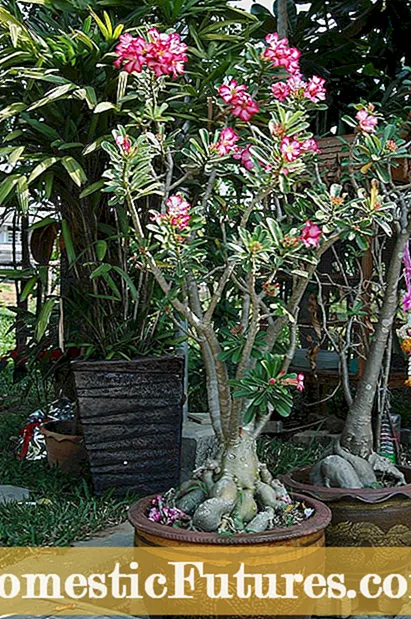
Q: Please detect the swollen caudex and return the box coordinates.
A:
[163,431,310,534]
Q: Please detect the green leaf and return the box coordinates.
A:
[102,273,121,300]
[35,298,55,341]
[0,102,26,123]
[243,407,256,425]
[30,216,58,231]
[28,157,59,185]
[20,276,37,301]
[8,146,25,164]
[61,157,87,186]
[0,175,19,204]
[112,266,138,300]
[79,179,104,198]
[16,176,29,213]
[74,86,97,109]
[61,220,76,264]
[24,117,61,140]
[94,102,117,114]
[27,83,77,111]
[90,263,111,279]
[95,240,107,261]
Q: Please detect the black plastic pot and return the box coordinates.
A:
[72,357,185,496]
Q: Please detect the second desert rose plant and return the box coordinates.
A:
[103,28,403,531]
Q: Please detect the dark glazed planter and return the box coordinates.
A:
[72,357,184,496]
[129,493,331,619]
[282,466,411,546]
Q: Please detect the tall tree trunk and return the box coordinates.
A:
[277,0,288,39]
[340,228,411,457]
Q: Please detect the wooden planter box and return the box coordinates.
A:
[72,357,185,496]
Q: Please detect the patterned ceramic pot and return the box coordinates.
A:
[129,492,331,619]
[281,466,411,546]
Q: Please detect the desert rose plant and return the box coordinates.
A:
[103,28,401,531]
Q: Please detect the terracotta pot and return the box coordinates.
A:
[129,493,331,619]
[40,420,87,475]
[129,492,331,548]
[72,357,184,496]
[281,465,411,546]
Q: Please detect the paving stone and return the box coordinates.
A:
[181,420,219,482]
[0,485,29,504]
[74,520,134,547]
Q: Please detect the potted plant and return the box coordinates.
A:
[282,109,411,546]
[100,26,398,546]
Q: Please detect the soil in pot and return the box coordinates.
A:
[129,492,331,619]
[281,465,411,546]
[40,420,87,475]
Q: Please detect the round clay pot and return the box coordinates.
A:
[129,492,331,547]
[129,493,331,619]
[40,420,87,475]
[281,465,411,546]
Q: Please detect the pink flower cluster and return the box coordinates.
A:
[233,144,254,171]
[148,496,189,526]
[263,33,326,105]
[355,109,378,133]
[218,79,259,122]
[299,221,322,248]
[275,372,305,392]
[213,128,255,170]
[114,28,188,78]
[214,127,239,155]
[272,74,326,104]
[263,33,301,75]
[280,136,320,162]
[115,134,131,153]
[152,194,191,231]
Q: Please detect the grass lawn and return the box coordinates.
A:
[0,301,323,546]
[0,408,134,546]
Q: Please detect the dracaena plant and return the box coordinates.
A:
[102,27,401,531]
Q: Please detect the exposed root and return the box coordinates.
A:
[310,438,406,489]
[175,429,295,533]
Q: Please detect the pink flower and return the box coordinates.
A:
[296,373,304,392]
[152,194,191,230]
[115,134,131,153]
[356,110,378,133]
[271,81,291,102]
[263,33,301,76]
[214,127,239,156]
[403,293,411,312]
[280,136,301,162]
[218,79,248,104]
[165,194,191,229]
[231,96,259,122]
[301,138,320,154]
[299,221,322,248]
[114,33,149,74]
[287,74,306,92]
[114,29,188,78]
[304,76,326,103]
[148,507,162,522]
[145,29,188,78]
[233,145,254,170]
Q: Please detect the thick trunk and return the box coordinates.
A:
[176,429,290,533]
[341,229,411,457]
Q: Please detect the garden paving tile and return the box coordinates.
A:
[0,485,29,504]
[73,521,134,547]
